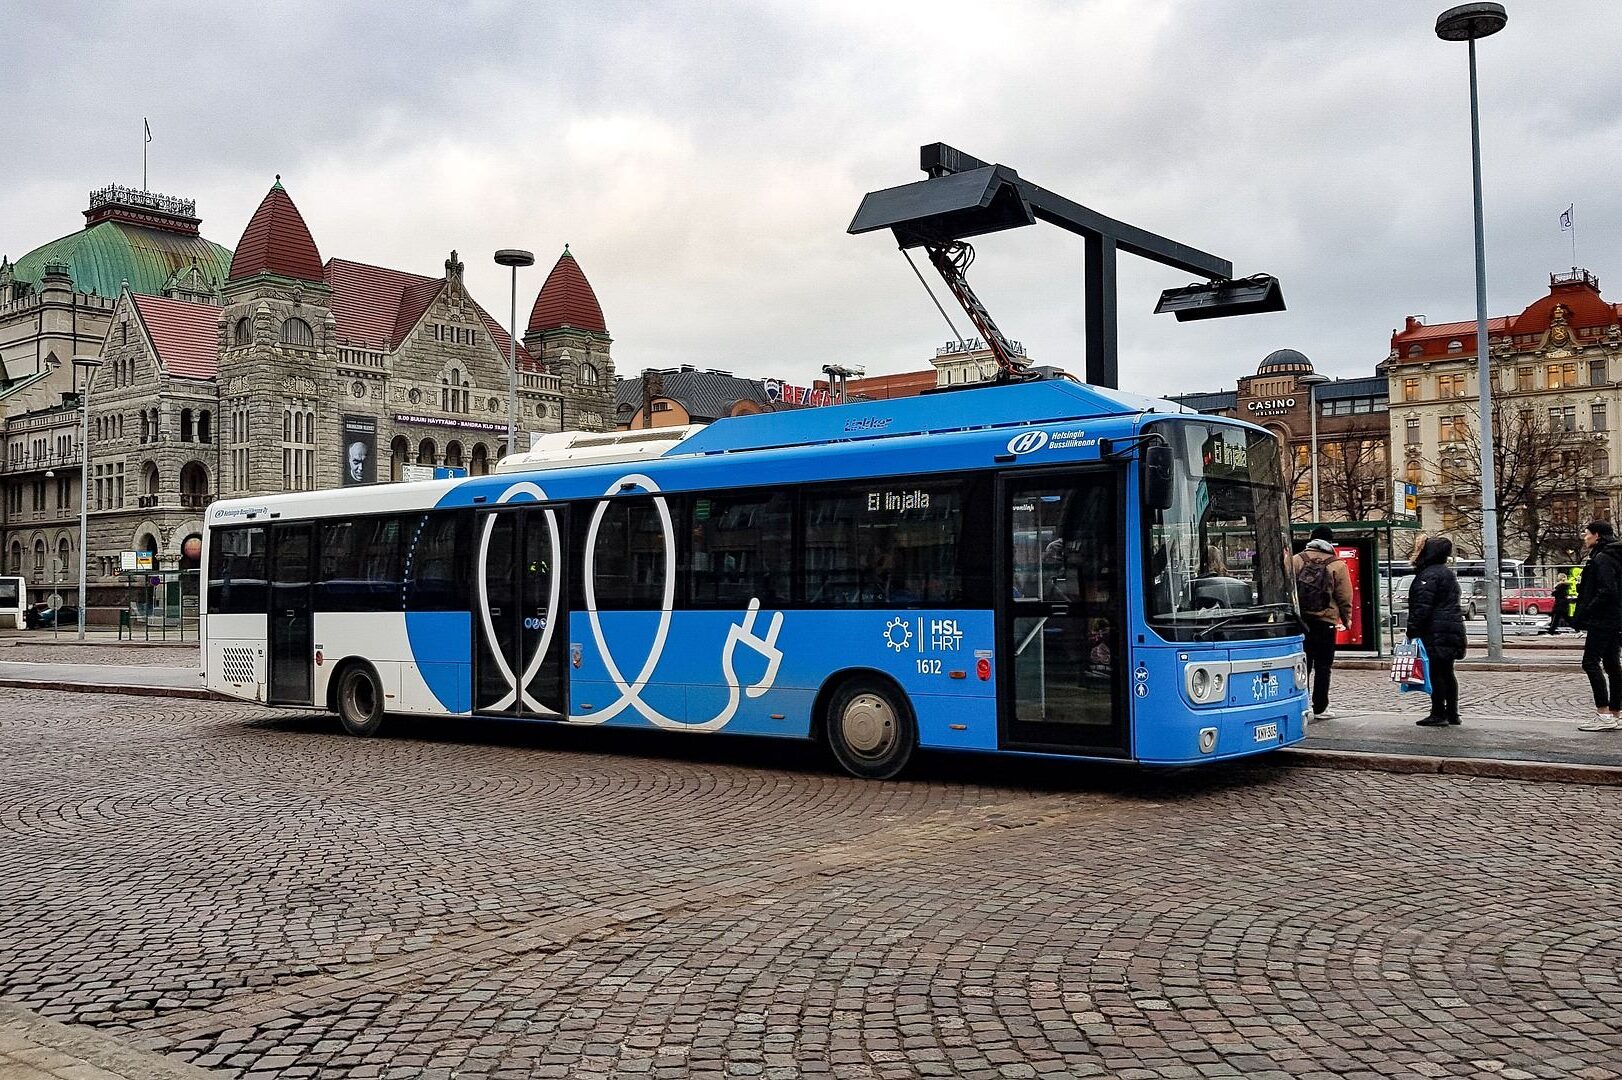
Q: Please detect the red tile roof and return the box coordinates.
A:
[1391,273,1622,362]
[325,257,535,366]
[131,294,221,380]
[528,247,607,334]
[228,181,324,282]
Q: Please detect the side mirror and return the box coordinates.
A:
[1143,445,1174,510]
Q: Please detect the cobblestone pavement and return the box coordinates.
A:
[1,688,1618,1080]
[0,637,198,667]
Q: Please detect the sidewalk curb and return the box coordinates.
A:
[0,1001,222,1078]
[1338,659,1574,672]
[0,677,219,701]
[1278,746,1622,786]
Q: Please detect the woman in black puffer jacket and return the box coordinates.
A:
[1406,535,1467,726]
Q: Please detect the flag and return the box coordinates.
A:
[1560,204,1573,230]
[144,118,151,144]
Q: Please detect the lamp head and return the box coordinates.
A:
[494,248,535,268]
[1297,372,1330,388]
[1436,3,1507,42]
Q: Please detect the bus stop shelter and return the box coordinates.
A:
[1292,520,1422,658]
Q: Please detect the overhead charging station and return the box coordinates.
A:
[848,142,1286,389]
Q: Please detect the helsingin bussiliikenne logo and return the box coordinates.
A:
[1006,430,1050,455]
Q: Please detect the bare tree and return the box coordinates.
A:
[1318,437,1389,523]
[1422,404,1604,565]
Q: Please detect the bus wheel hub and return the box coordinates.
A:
[842,694,895,755]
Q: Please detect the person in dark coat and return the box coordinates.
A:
[1406,535,1466,726]
[1572,520,1622,731]
[1542,572,1572,635]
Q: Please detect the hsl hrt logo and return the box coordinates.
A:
[1007,430,1050,455]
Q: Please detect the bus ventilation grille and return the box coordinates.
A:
[222,647,256,684]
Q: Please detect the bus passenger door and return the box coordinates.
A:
[474,506,568,718]
[1000,474,1127,756]
[267,522,314,706]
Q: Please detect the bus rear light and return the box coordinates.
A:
[976,658,991,681]
[949,670,966,679]
[314,650,324,666]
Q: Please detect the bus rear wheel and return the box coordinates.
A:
[825,678,915,780]
[335,663,386,737]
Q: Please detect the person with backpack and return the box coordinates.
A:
[1571,520,1622,732]
[1293,525,1353,720]
[1406,535,1467,726]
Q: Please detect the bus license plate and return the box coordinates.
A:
[1249,672,1280,702]
[1253,722,1279,743]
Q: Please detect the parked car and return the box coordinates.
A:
[35,605,79,627]
[1500,587,1555,617]
[1458,578,1484,620]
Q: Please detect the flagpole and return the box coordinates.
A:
[1571,205,1578,266]
[143,119,148,192]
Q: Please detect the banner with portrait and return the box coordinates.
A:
[341,415,378,486]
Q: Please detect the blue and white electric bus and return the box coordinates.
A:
[202,380,1307,778]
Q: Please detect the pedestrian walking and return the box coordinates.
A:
[1293,525,1353,720]
[1542,572,1572,635]
[1406,535,1466,727]
[1572,520,1622,732]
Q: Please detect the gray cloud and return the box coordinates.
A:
[4,1,1618,394]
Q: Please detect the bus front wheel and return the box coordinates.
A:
[825,678,915,780]
[335,663,386,737]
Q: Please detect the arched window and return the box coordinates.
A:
[143,462,161,496]
[390,435,411,482]
[279,318,315,347]
[233,317,253,345]
[180,409,194,442]
[57,537,70,575]
[198,411,211,444]
[180,461,209,508]
[578,363,599,386]
[32,539,46,582]
[470,443,489,476]
[444,441,464,469]
[417,438,437,466]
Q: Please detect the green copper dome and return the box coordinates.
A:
[8,188,233,300]
[10,220,233,299]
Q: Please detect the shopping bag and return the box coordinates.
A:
[1390,639,1430,694]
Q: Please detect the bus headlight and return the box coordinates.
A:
[1293,656,1309,690]
[1184,661,1232,705]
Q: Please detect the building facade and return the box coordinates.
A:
[2,186,234,589]
[2,179,616,608]
[1172,349,1392,524]
[1386,268,1622,561]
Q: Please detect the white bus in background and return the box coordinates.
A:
[0,576,25,629]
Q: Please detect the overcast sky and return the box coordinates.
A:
[4,1,1619,395]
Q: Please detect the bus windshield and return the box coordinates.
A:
[1143,420,1295,641]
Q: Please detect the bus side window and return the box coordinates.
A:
[689,490,791,609]
[405,512,463,610]
[207,526,267,614]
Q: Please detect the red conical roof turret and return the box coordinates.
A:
[228,177,323,282]
[527,245,606,334]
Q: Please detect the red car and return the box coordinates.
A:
[1500,587,1556,616]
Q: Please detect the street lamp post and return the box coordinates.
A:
[1298,371,1330,522]
[72,354,102,642]
[1437,2,1508,661]
[494,249,535,459]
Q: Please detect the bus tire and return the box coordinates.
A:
[334,662,386,737]
[824,677,915,780]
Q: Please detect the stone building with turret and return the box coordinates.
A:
[2,177,616,615]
